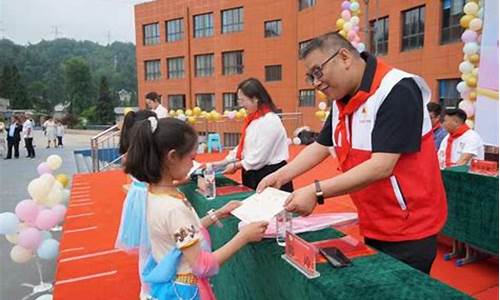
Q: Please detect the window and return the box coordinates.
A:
[145,60,161,80]
[223,93,238,111]
[168,95,186,110]
[222,51,243,75]
[439,79,461,109]
[195,54,214,77]
[166,18,184,42]
[167,57,184,79]
[370,17,389,56]
[265,65,282,81]
[299,39,312,54]
[299,89,315,107]
[222,7,244,34]
[299,0,316,11]
[264,20,282,37]
[224,133,241,148]
[194,13,213,38]
[196,94,215,111]
[402,6,425,51]
[441,0,465,44]
[143,23,160,45]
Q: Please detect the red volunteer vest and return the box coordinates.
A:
[332,64,448,242]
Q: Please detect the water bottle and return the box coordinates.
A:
[204,163,216,200]
[276,211,293,247]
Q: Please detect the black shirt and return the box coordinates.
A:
[316,53,423,154]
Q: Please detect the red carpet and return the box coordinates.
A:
[53,146,498,299]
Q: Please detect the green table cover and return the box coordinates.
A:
[180,176,470,300]
[441,166,499,254]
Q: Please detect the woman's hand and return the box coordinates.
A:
[223,162,239,175]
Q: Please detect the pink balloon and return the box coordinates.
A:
[351,41,359,47]
[348,30,357,40]
[51,205,67,223]
[35,209,59,230]
[15,200,40,224]
[341,1,350,10]
[460,91,470,100]
[37,162,52,175]
[341,10,351,21]
[354,25,360,32]
[459,100,475,117]
[18,227,42,250]
[461,30,478,43]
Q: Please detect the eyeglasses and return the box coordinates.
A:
[305,49,340,84]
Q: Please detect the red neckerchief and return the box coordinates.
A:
[236,106,271,160]
[432,122,442,132]
[333,59,392,167]
[445,124,470,167]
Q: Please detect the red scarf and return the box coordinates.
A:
[445,124,470,167]
[236,106,271,160]
[334,59,392,167]
[432,122,441,132]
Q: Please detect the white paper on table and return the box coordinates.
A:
[188,160,202,177]
[230,187,290,223]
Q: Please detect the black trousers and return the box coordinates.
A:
[242,161,293,192]
[6,139,20,158]
[25,138,35,157]
[57,136,63,146]
[365,235,437,274]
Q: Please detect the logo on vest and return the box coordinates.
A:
[359,106,372,124]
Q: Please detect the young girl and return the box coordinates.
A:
[118,117,268,300]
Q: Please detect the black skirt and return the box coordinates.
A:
[241,160,293,192]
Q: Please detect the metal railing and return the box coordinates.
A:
[90,124,121,172]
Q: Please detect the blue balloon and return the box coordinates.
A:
[350,2,360,11]
[37,239,59,260]
[0,212,20,235]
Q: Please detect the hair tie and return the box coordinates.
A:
[148,116,158,133]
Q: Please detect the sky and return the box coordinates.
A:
[1,0,151,45]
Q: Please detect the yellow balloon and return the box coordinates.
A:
[223,110,230,116]
[123,107,133,115]
[47,155,62,170]
[336,18,345,30]
[185,109,193,116]
[169,110,177,117]
[465,119,475,128]
[469,91,477,101]
[239,108,246,114]
[466,77,477,87]
[193,107,202,116]
[471,68,479,77]
[315,110,326,119]
[461,73,470,81]
[468,54,480,64]
[187,116,197,125]
[6,233,18,244]
[55,174,69,188]
[176,109,184,116]
[317,91,327,101]
[10,245,32,264]
[460,15,474,28]
[339,30,347,38]
[235,111,243,120]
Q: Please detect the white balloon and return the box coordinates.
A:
[62,189,71,203]
[46,155,63,170]
[28,178,51,204]
[342,22,352,32]
[463,2,479,15]
[468,18,482,31]
[45,185,64,208]
[471,68,479,77]
[456,81,468,93]
[40,173,56,186]
[177,114,187,122]
[459,61,474,74]
[356,43,366,53]
[350,16,360,26]
[463,42,479,55]
[318,101,327,111]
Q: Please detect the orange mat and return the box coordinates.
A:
[53,146,498,299]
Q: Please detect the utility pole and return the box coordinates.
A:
[51,26,61,39]
[106,30,112,45]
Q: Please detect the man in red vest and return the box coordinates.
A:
[257,32,447,274]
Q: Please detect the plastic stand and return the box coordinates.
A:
[20,258,53,300]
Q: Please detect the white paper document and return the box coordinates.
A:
[231,188,290,223]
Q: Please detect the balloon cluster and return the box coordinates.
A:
[169,107,248,125]
[315,91,330,122]
[337,0,364,52]
[0,155,69,264]
[457,0,484,128]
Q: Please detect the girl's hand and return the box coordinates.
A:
[238,221,269,243]
[217,201,242,219]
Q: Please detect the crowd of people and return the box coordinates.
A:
[0,113,65,160]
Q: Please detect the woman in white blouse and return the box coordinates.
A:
[218,78,293,192]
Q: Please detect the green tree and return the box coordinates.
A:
[95,76,116,124]
[0,65,30,108]
[63,57,93,115]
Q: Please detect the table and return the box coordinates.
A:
[441,166,499,255]
[180,176,470,300]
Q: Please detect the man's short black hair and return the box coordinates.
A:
[445,108,467,123]
[427,102,442,116]
[299,32,358,60]
[145,91,161,103]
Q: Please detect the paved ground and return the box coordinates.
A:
[0,130,94,300]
